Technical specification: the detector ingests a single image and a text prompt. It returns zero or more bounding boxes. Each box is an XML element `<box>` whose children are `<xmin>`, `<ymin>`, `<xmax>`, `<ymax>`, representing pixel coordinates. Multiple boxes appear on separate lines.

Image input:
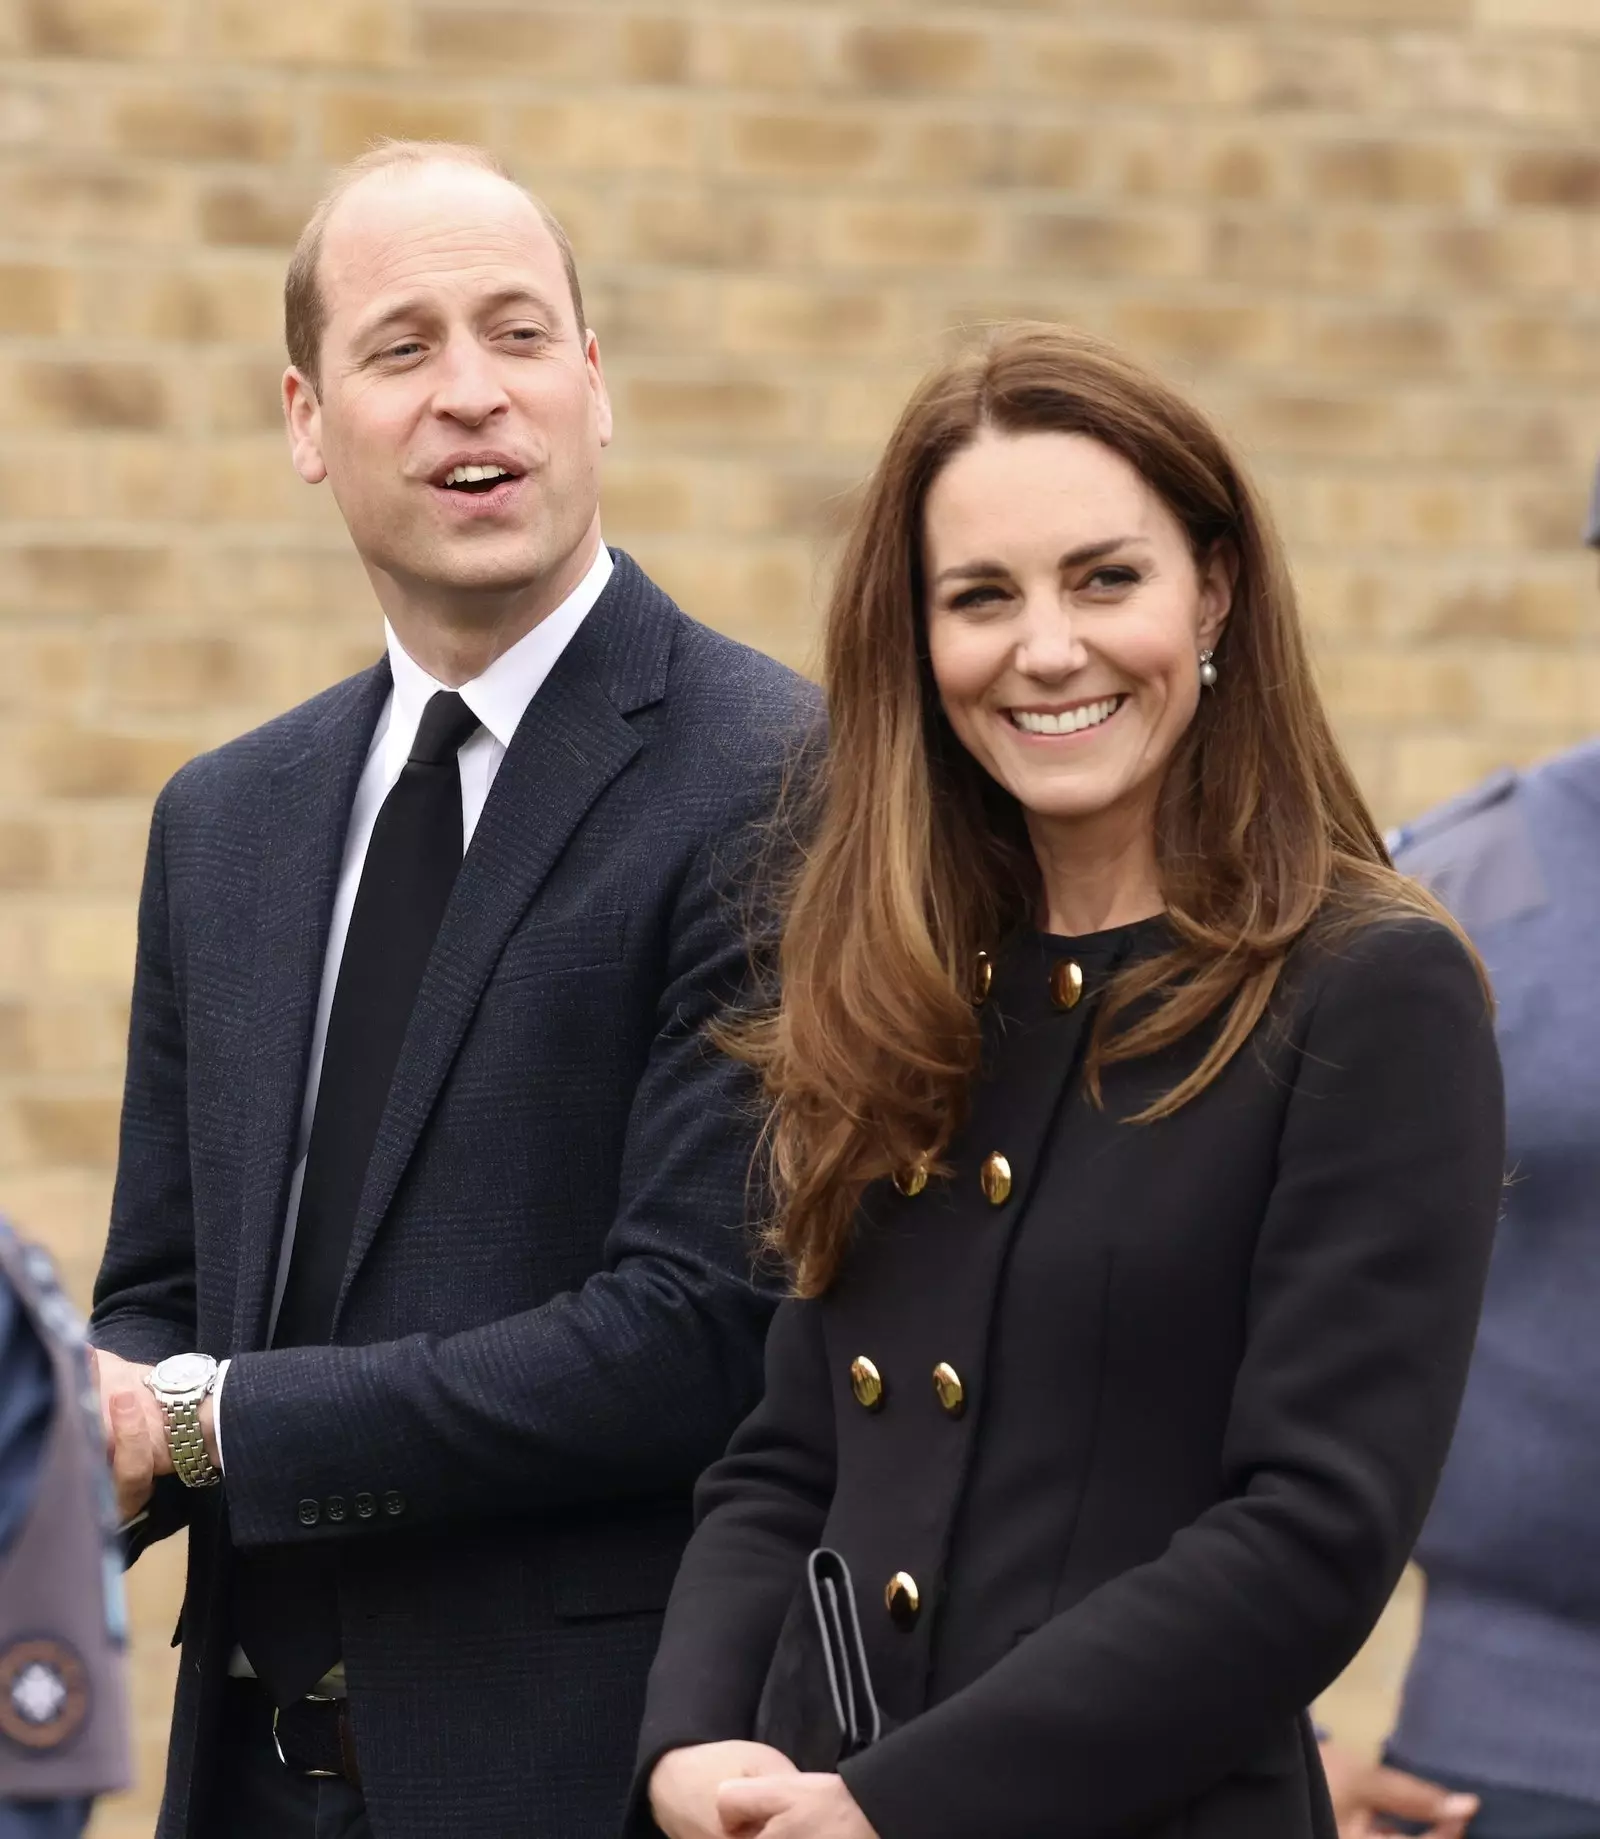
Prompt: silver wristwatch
<box><xmin>145</xmin><ymin>1353</ymin><xmax>222</xmax><ymax>1489</ymax></box>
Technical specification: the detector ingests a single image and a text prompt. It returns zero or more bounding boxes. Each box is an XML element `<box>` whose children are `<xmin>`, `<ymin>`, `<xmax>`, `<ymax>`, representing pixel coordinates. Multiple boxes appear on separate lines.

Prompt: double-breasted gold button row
<box><xmin>849</xmin><ymin>1355</ymin><xmax>965</xmax><ymax>1418</ymax></box>
<box><xmin>973</xmin><ymin>952</ymin><xmax>1085</xmax><ymax>1011</ymax></box>
<box><xmin>894</xmin><ymin>1151</ymin><xmax>1011</xmax><ymax>1205</ymax></box>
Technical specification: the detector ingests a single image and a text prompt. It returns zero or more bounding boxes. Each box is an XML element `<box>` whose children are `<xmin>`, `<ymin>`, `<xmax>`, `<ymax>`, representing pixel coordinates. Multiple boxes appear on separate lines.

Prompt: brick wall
<box><xmin>3</xmin><ymin>0</ymin><xmax>1598</xmax><ymax>1826</ymax></box>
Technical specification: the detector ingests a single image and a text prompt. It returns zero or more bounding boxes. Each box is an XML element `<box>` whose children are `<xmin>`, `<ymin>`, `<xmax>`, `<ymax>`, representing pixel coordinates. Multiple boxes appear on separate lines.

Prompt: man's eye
<box><xmin>384</xmin><ymin>341</ymin><xmax>425</xmax><ymax>360</ymax></box>
<box><xmin>505</xmin><ymin>327</ymin><xmax>548</xmax><ymax>344</ymax></box>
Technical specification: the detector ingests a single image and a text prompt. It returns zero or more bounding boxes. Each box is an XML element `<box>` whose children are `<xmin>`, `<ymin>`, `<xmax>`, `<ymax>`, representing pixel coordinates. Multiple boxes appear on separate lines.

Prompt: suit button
<box><xmin>382</xmin><ymin>1491</ymin><xmax>406</xmax><ymax>1517</ymax></box>
<box><xmin>932</xmin><ymin>1363</ymin><xmax>965</xmax><ymax>1418</ymax></box>
<box><xmin>973</xmin><ymin>951</ymin><xmax>993</xmax><ymax>1004</ymax></box>
<box><xmin>1050</xmin><ymin>959</ymin><xmax>1085</xmax><ymax>1010</ymax></box>
<box><xmin>849</xmin><ymin>1356</ymin><xmax>885</xmax><ymax>1412</ymax></box>
<box><xmin>354</xmin><ymin>1493</ymin><xmax>376</xmax><ymax>1521</ymax></box>
<box><xmin>325</xmin><ymin>1496</ymin><xmax>347</xmax><ymax>1523</ymax></box>
<box><xmin>980</xmin><ymin>1152</ymin><xmax>1012</xmax><ymax>1206</ymax></box>
<box><xmin>885</xmin><ymin>1572</ymin><xmax>920</xmax><ymax>1631</ymax></box>
<box><xmin>297</xmin><ymin>1499</ymin><xmax>321</xmax><ymax>1527</ymax></box>
<box><xmin>893</xmin><ymin>1161</ymin><xmax>928</xmax><ymax>1198</ymax></box>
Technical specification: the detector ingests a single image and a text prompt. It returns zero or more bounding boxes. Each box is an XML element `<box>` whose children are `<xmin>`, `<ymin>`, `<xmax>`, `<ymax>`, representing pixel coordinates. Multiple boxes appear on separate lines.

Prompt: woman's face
<box><xmin>924</xmin><ymin>428</ymin><xmax>1231</xmax><ymax>839</ymax></box>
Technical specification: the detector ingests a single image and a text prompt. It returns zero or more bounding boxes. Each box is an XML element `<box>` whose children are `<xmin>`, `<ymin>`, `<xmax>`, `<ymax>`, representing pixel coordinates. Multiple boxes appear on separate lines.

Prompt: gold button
<box><xmin>1050</xmin><ymin>959</ymin><xmax>1085</xmax><ymax>1010</ymax></box>
<box><xmin>893</xmin><ymin>1160</ymin><xmax>928</xmax><ymax>1198</ymax></box>
<box><xmin>980</xmin><ymin>1151</ymin><xmax>1012</xmax><ymax>1206</ymax></box>
<box><xmin>973</xmin><ymin>951</ymin><xmax>993</xmax><ymax>1004</ymax></box>
<box><xmin>885</xmin><ymin>1571</ymin><xmax>920</xmax><ymax>1629</ymax></box>
<box><xmin>932</xmin><ymin>1363</ymin><xmax>965</xmax><ymax>1417</ymax></box>
<box><xmin>849</xmin><ymin>1356</ymin><xmax>885</xmax><ymax>1412</ymax></box>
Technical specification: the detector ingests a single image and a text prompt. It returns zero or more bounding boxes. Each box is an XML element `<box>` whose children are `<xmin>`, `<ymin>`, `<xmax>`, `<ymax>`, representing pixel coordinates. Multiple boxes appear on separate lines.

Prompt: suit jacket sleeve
<box><xmin>834</xmin><ymin>918</ymin><xmax>1504</xmax><ymax>1839</ymax></box>
<box><xmin>89</xmin><ymin>787</ymin><xmax>202</xmax><ymax>1559</ymax></box>
<box><xmin>214</xmin><ymin>812</ymin><xmax>783</xmax><ymax>1548</ymax></box>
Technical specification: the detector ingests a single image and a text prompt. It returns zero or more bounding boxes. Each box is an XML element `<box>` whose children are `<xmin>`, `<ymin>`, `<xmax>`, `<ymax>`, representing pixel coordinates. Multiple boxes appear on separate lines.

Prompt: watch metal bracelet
<box><xmin>163</xmin><ymin>1392</ymin><xmax>221</xmax><ymax>1489</ymax></box>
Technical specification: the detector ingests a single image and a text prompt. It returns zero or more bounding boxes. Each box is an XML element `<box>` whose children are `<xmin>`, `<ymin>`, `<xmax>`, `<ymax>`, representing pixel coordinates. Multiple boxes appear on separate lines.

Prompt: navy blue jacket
<box><xmin>91</xmin><ymin>554</ymin><xmax>817</xmax><ymax>1839</ymax></box>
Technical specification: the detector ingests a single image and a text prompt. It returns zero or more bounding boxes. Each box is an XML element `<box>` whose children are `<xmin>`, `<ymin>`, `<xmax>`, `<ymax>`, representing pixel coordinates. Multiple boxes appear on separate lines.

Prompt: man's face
<box><xmin>284</xmin><ymin>163</ymin><xmax>612</xmax><ymax>610</ymax></box>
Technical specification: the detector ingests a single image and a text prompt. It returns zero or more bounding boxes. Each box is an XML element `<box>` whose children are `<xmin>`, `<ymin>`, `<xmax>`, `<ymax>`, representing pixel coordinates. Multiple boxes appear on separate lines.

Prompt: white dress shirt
<box><xmin>213</xmin><ymin>541</ymin><xmax>613</xmax><ymax>1465</ymax></box>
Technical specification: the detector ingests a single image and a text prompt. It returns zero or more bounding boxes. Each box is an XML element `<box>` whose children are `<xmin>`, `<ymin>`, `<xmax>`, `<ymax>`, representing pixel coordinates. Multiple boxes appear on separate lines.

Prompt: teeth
<box><xmin>1011</xmin><ymin>697</ymin><xmax>1122</xmax><ymax>736</ymax></box>
<box><xmin>444</xmin><ymin>463</ymin><xmax>511</xmax><ymax>486</ymax></box>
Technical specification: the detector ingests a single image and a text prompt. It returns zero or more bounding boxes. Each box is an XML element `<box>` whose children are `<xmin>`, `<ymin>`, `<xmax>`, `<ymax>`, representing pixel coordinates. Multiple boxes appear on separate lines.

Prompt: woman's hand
<box><xmin>1319</xmin><ymin>1740</ymin><xmax>1478</xmax><ymax>1839</ymax></box>
<box><xmin>716</xmin><ymin>1771</ymin><xmax>879</xmax><ymax>1838</ymax></box>
<box><xmin>649</xmin><ymin>1742</ymin><xmax>799</xmax><ymax>1839</ymax></box>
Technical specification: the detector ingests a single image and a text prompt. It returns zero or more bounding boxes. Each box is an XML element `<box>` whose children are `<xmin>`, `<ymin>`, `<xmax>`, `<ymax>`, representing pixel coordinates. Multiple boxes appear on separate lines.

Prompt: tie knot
<box><xmin>410</xmin><ymin>691</ymin><xmax>481</xmax><ymax>766</ymax></box>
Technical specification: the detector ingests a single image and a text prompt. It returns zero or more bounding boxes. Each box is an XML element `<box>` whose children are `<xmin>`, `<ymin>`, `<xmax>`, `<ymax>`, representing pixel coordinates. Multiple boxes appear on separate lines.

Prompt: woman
<box><xmin>633</xmin><ymin>325</ymin><xmax>1504</xmax><ymax>1839</ymax></box>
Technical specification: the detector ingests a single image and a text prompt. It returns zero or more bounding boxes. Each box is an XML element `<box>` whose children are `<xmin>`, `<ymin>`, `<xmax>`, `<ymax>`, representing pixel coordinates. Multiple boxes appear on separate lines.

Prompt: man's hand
<box><xmin>716</xmin><ymin>1772</ymin><xmax>878</xmax><ymax>1839</ymax></box>
<box><xmin>1321</xmin><ymin>1739</ymin><xmax>1479</xmax><ymax>1839</ymax></box>
<box><xmin>87</xmin><ymin>1346</ymin><xmax>171</xmax><ymax>1522</ymax></box>
<box><xmin>649</xmin><ymin>1742</ymin><xmax>799</xmax><ymax>1839</ymax></box>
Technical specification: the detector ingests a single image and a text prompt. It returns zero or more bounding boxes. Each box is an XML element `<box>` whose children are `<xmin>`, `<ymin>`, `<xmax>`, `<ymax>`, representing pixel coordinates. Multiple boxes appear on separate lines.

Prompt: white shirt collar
<box><xmin>382</xmin><ymin>542</ymin><xmax>615</xmax><ymax>753</ymax></box>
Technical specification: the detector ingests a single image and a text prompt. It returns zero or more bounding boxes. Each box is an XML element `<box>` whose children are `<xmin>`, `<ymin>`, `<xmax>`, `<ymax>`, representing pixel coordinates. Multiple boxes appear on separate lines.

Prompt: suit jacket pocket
<box><xmin>492</xmin><ymin>907</ymin><xmax>631</xmax><ymax>984</ymax></box>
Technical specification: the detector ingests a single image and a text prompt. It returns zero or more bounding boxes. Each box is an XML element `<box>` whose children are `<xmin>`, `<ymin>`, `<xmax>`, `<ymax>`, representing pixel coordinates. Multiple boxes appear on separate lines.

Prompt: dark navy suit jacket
<box><xmin>90</xmin><ymin>553</ymin><xmax>817</xmax><ymax>1839</ymax></box>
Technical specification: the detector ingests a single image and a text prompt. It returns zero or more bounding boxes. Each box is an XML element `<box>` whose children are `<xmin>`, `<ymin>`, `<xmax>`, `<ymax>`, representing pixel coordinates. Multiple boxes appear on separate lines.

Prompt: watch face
<box><xmin>154</xmin><ymin>1353</ymin><xmax>213</xmax><ymax>1395</ymax></box>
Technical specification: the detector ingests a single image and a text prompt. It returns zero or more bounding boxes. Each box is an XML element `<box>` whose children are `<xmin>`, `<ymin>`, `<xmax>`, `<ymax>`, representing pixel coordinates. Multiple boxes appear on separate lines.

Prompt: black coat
<box><xmin>90</xmin><ymin>554</ymin><xmax>818</xmax><ymax>1839</ymax></box>
<box><xmin>632</xmin><ymin>914</ymin><xmax>1505</xmax><ymax>1839</ymax></box>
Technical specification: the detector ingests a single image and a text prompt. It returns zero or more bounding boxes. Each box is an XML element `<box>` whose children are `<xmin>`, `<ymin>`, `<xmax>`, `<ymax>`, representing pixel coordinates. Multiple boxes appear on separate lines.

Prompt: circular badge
<box><xmin>0</xmin><ymin>1638</ymin><xmax>90</xmax><ymax>1752</ymax></box>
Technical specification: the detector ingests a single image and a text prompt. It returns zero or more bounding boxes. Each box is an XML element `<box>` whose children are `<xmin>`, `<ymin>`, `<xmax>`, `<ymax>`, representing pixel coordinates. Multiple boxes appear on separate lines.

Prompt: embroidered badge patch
<box><xmin>0</xmin><ymin>1638</ymin><xmax>90</xmax><ymax>1751</ymax></box>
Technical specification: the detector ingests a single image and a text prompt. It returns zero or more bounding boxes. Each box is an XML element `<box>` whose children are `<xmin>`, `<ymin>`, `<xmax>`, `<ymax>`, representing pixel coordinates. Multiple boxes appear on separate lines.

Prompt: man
<box><xmin>1319</xmin><ymin>479</ymin><xmax>1600</xmax><ymax>1838</ymax></box>
<box><xmin>89</xmin><ymin>141</ymin><xmax>814</xmax><ymax>1839</ymax></box>
<box><xmin>0</xmin><ymin>1223</ymin><xmax>130</xmax><ymax>1838</ymax></box>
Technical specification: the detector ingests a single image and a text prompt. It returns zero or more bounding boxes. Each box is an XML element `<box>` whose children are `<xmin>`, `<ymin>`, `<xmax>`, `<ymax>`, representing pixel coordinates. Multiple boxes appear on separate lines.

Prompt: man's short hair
<box><xmin>284</xmin><ymin>140</ymin><xmax>587</xmax><ymax>394</ymax></box>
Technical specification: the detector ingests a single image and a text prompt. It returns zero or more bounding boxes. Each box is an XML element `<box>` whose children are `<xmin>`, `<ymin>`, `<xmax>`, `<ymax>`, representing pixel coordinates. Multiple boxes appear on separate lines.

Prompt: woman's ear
<box><xmin>1196</xmin><ymin>542</ymin><xmax>1237</xmax><ymax>650</ymax></box>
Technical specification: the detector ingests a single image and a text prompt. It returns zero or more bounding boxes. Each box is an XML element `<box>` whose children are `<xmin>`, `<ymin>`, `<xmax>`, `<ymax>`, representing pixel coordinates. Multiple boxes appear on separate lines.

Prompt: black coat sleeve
<box><xmin>90</xmin><ymin>788</ymin><xmax>201</xmax><ymax>1560</ymax></box>
<box><xmin>838</xmin><ymin>919</ymin><xmax>1504</xmax><ymax>1838</ymax></box>
<box><xmin>212</xmin><ymin>814</ymin><xmax>784</xmax><ymax>1545</ymax></box>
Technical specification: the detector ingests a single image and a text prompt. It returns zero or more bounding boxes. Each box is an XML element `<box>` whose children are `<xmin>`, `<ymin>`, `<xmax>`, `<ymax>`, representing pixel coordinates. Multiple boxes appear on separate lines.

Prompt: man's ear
<box><xmin>1197</xmin><ymin>541</ymin><xmax>1236</xmax><ymax>651</ymax></box>
<box><xmin>585</xmin><ymin>330</ymin><xmax>614</xmax><ymax>451</ymax></box>
<box><xmin>283</xmin><ymin>367</ymin><xmax>327</xmax><ymax>484</ymax></box>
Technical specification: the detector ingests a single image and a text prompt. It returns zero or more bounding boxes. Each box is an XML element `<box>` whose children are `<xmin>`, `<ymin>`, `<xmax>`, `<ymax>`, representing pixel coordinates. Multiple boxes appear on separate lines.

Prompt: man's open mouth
<box><xmin>438</xmin><ymin>463</ymin><xmax>519</xmax><ymax>495</ymax></box>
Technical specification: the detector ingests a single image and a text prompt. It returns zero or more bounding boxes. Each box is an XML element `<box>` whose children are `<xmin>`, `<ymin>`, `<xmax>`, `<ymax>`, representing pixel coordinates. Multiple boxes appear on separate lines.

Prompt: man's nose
<box><xmin>430</xmin><ymin>336</ymin><xmax>510</xmax><ymax>425</ymax></box>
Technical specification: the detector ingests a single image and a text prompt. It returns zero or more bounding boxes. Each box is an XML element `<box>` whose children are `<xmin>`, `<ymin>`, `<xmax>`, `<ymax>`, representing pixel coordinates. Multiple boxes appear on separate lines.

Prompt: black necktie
<box><xmin>235</xmin><ymin>692</ymin><xmax>481</xmax><ymax>1706</ymax></box>
<box><xmin>275</xmin><ymin>689</ymin><xmax>483</xmax><ymax>1351</ymax></box>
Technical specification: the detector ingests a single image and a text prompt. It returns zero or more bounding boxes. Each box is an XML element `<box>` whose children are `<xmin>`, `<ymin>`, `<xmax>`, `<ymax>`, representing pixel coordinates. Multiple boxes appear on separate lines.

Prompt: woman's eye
<box><xmin>1083</xmin><ymin>566</ymin><xmax>1139</xmax><ymax>591</ymax></box>
<box><xmin>949</xmin><ymin>585</ymin><xmax>1008</xmax><ymax>611</ymax></box>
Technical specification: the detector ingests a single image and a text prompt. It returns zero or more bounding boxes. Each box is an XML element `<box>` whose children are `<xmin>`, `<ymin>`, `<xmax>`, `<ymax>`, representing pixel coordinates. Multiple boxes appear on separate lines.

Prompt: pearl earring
<box><xmin>1198</xmin><ymin>648</ymin><xmax>1218</xmax><ymax>689</ymax></box>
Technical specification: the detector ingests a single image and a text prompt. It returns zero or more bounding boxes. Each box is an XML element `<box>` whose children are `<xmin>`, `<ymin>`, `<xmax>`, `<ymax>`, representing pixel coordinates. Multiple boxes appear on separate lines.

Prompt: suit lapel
<box><xmin>331</xmin><ymin>555</ymin><xmax>674</xmax><ymax>1325</ymax></box>
<box><xmin>231</xmin><ymin>664</ymin><xmax>392</xmax><ymax>1349</ymax></box>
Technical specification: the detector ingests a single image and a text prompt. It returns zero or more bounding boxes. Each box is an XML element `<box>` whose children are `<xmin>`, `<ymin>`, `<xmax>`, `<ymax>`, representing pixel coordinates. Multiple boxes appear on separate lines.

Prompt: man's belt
<box><xmin>273</xmin><ymin>1694</ymin><xmax>361</xmax><ymax>1789</ymax></box>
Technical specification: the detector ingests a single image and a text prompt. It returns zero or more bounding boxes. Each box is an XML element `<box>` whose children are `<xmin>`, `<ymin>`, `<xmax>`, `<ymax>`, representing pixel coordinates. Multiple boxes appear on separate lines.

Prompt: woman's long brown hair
<box><xmin>733</xmin><ymin>323</ymin><xmax>1466</xmax><ymax>1296</ymax></box>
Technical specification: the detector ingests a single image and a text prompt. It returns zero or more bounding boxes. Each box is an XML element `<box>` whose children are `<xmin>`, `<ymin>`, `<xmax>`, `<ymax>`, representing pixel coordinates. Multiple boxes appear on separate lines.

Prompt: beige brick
<box><xmin>1293</xmin><ymin>0</ymin><xmax>1468</xmax><ymax>21</ymax></box>
<box><xmin>1501</xmin><ymin>151</ymin><xmax>1600</xmax><ymax>210</ymax></box>
<box><xmin>721</xmin><ymin>281</ymin><xmax>896</xmax><ymax>358</ymax></box>
<box><xmin>1227</xmin><ymin>390</ymin><xmax>1400</xmax><ymax>460</ymax></box>
<box><xmin>601</xmin><ymin>460</ymin><xmax>697</xmax><ymax>534</ymax></box>
<box><xmin>1413</xmin><ymin>221</ymin><xmax>1579</xmax><ymax>296</ymax></box>
<box><xmin>822</xmin><ymin>202</ymin><xmax>991</xmax><ymax>270</ymax></box>
<box><xmin>586</xmin><ymin>275</ymin><xmax>719</xmax><ymax>357</ymax></box>
<box><xmin>622</xmin><ymin>375</ymin><xmax>806</xmax><ymax>443</ymax></box>
<box><xmin>317</xmin><ymin>89</ymin><xmax>491</xmax><ymax>162</ymax></box>
<box><xmin>509</xmin><ymin>98</ymin><xmax>702</xmax><ymax>175</ymax></box>
<box><xmin>205</xmin><ymin>358</ymin><xmax>290</xmax><ymax>434</ymax></box>
<box><xmin>897</xmin><ymin>119</ymin><xmax>1012</xmax><ymax>188</ymax></box>
<box><xmin>109</xmin><ymin>88</ymin><xmax>293</xmax><ymax>161</ymax></box>
<box><xmin>197</xmin><ymin>438</ymin><xmax>343</xmax><ymax>525</ymax></box>
<box><xmin>4</xmin><ymin>359</ymin><xmax>170</xmax><ymax>432</ymax></box>
<box><xmin>18</xmin><ymin>0</ymin><xmax>179</xmax><ymax>57</ymax></box>
<box><xmin>0</xmin><ymin>822</ymin><xmax>50</xmax><ymax>890</ymax></box>
<box><xmin>101</xmin><ymin>636</ymin><xmax>247</xmax><ymax>712</ymax></box>
<box><xmin>414</xmin><ymin>7</ymin><xmax>611</xmax><ymax>77</ymax></box>
<box><xmin>1018</xmin><ymin>30</ymin><xmax>1192</xmax><ymax>104</ymax></box>
<box><xmin>1306</xmin><ymin>138</ymin><xmax>1469</xmax><ymax>207</ymax></box>
<box><xmin>1018</xmin><ymin>212</ymin><xmax>1201</xmax><ymax>281</ymax></box>
<box><xmin>1112</xmin><ymin>300</ymin><xmax>1290</xmax><ymax>367</ymax></box>
<box><xmin>27</xmin><ymin>729</ymin><xmax>197</xmax><ymax>801</ymax></box>
<box><xmin>14</xmin><ymin>1096</ymin><xmax>121</xmax><ymax>1167</ymax></box>
<box><xmin>1479</xmin><ymin>0</ymin><xmax>1600</xmax><ymax>23</ymax></box>
<box><xmin>723</xmin><ymin>109</ymin><xmax>886</xmax><ymax>179</ymax></box>
<box><xmin>198</xmin><ymin>181</ymin><xmax>317</xmax><ymax>251</ymax></box>
<box><xmin>1421</xmin><ymin>576</ymin><xmax>1585</xmax><ymax>643</ymax></box>
<box><xmin>620</xmin><ymin>188</ymin><xmax>786</xmax><ymax>269</ymax></box>
<box><xmin>39</xmin><ymin>903</ymin><xmax>138</xmax><ymax>982</ymax></box>
<box><xmin>79</xmin><ymin>265</ymin><xmax>284</xmax><ymax>346</ymax></box>
<box><xmin>838</xmin><ymin>24</ymin><xmax>992</xmax><ymax>94</ymax></box>
<box><xmin>694</xmin><ymin>19</ymin><xmax>825</xmax><ymax>91</ymax></box>
<box><xmin>0</xmin><ymin>161</ymin><xmax>190</xmax><ymax>242</ymax></box>
<box><xmin>0</xmin><ymin>263</ymin><xmax>70</xmax><ymax>335</ymax></box>
<box><xmin>0</xmin><ymin>632</ymin><xmax>92</xmax><ymax>713</ymax></box>
<box><xmin>204</xmin><ymin>0</ymin><xmax>403</xmax><ymax>65</ymax></box>
<box><xmin>1011</xmin><ymin>126</ymin><xmax>1094</xmax><ymax>190</ymax></box>
<box><xmin>1476</xmin><ymin>311</ymin><xmax>1595</xmax><ymax>380</ymax></box>
<box><xmin>0</xmin><ymin>543</ymin><xmax>182</xmax><ymax>617</ymax></box>
<box><xmin>621</xmin><ymin>14</ymin><xmax>691</xmax><ymax>84</ymax></box>
<box><xmin>1303</xmin><ymin>309</ymin><xmax>1457</xmax><ymax>376</ymax></box>
<box><xmin>1205</xmin><ymin>216</ymin><xmax>1312</xmax><ymax>287</ymax></box>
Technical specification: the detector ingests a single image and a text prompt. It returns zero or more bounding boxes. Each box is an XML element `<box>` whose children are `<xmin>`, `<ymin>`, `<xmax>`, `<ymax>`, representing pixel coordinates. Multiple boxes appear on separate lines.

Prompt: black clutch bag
<box><xmin>754</xmin><ymin>1548</ymin><xmax>883</xmax><ymax>1769</ymax></box>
